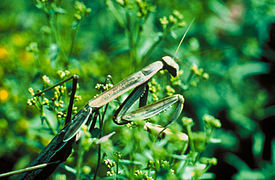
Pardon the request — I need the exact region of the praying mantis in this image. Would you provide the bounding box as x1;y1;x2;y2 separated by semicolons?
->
0;17;198;176
0;18;197;176
0;21;194;179
0;55;185;179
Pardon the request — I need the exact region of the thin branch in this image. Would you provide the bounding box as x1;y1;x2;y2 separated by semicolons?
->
0;162;56;178
174;18;195;59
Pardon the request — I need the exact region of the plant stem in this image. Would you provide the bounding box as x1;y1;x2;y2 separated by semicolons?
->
40;104;56;135
116;158;119;180
125;11;137;71
69;22;80;59
186;71;194;84
44;115;56;135
93;104;108;180
46;12;68;66
186;125;195;152
76;140;84;180
93;144;101;180
0;163;53;178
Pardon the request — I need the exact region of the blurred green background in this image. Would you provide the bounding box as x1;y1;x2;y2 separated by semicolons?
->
0;0;275;179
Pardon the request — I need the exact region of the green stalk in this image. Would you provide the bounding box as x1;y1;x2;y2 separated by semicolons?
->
76;139;84;180
125;11;137;71
43;115;56;135
115;157;119;180
39;98;56;135
186;72;194;84
46;11;68;66
69;21;81;59
93;104;108;180
93;144;101;180
186;125;195;152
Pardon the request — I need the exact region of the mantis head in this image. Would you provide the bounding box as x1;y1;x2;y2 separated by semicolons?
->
161;56;179;77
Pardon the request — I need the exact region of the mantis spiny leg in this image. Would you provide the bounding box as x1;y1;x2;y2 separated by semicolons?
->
113;79;184;127
122;94;184;122
113;83;148;125
118;94;184;126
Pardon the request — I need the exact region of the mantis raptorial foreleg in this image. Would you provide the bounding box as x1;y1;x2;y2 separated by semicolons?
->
119;95;184;124
113;82;184;127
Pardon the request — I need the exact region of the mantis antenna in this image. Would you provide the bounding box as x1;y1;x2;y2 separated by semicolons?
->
174;18;195;60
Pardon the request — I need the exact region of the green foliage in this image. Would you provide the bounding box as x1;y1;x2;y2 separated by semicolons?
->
0;0;274;179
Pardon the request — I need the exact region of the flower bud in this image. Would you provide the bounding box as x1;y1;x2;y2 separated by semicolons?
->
42;75;50;86
182;117;193;126
82;165;91;175
28;88;35;96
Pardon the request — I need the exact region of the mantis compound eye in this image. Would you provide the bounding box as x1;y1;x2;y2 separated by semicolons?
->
161;56;179;77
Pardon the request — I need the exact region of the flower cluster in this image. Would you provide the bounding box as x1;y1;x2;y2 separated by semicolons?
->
26;42;39;53
190;64;209;79
74;1;91;21
160;10;186;30
134;170;153;180
116;0;154;19
95;83;113;92
180;114;221;178
146;160;175;179
80;125;95;151
200;157;218;166
95;75;114;93
57;70;70;79
27;71;81;132
35;0;66;15
189;64;209;87
148;78;160;101
104;159;116;176
203;114;221;128
165;85;175;96
135;0;154;18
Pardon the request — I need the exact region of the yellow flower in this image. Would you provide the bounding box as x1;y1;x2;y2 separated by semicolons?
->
82;166;91;175
160;16;169;26
57;70;66;79
55;174;66;180
169;15;177;24
12;34;25;46
42;75;51;86
116;0;125;6
0;47;8;60
19;51;34;66
0;88;9;103
15;119;29;133
41;137;51;146
28;88;35;95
